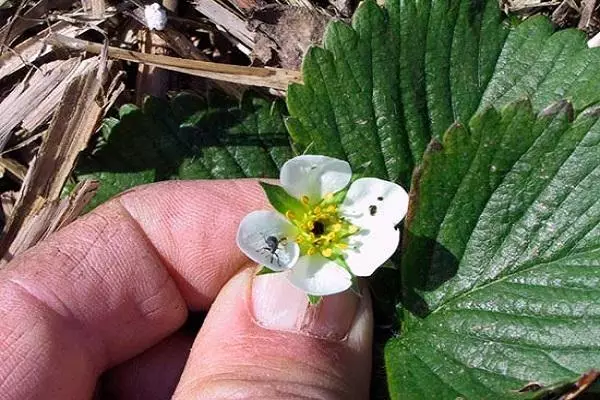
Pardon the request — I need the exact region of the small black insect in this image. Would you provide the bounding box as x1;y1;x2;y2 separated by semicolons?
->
369;205;377;216
377;196;384;201
259;235;287;266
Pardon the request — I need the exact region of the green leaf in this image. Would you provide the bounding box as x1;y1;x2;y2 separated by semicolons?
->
307;294;322;305
286;0;600;188
385;100;600;399
259;182;305;217
74;92;293;208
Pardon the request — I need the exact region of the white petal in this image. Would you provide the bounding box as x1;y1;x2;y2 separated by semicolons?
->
341;177;409;230
236;210;299;271
343;226;399;276
280;155;352;202
288;255;352;295
340;178;408;276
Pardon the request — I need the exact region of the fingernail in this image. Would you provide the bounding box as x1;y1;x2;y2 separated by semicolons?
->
251;271;359;340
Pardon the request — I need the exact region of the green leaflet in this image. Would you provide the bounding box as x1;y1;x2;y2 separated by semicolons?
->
387;100;600;399
74;92;293;208
286;0;600;188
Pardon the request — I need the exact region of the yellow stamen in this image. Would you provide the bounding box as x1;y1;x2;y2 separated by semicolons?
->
324;232;336;242
284;192;361;260
321;248;333;257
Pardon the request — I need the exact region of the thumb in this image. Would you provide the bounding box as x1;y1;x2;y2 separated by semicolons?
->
173;267;373;400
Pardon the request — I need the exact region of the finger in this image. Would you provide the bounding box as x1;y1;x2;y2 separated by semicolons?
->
173;268;373;400
0;180;267;400
98;328;195;400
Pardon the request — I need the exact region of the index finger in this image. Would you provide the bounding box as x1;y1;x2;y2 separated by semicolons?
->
0;180;266;399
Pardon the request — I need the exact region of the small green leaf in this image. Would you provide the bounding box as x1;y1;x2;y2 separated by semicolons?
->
308;294;322;305
259;182;305;217
74;92;292;209
256;266;279;276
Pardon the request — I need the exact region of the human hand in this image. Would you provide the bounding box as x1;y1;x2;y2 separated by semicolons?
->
0;180;373;399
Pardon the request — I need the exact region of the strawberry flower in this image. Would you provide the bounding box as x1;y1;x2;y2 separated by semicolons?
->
236;155;408;299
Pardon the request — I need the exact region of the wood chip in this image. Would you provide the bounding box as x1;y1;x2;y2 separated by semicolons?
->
136;29;173;102
0;180;99;263
0;191;17;225
191;0;256;48
0;58;81;151
551;0;575;26
81;0;106;18
578;0;596;30
0;56;118;263
22;58;101;132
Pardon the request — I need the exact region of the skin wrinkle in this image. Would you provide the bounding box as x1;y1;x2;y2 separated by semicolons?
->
190;376;354;400
189;346;349;390
0;286;96;399
1;278;102;372
5;213;120;369
0;320;43;395
92;201;188;367
111;204;187;331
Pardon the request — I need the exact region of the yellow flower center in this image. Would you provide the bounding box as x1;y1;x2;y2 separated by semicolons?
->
286;193;359;259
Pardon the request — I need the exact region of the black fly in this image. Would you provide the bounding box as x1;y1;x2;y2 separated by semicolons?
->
259;235;287;266
369;205;377;216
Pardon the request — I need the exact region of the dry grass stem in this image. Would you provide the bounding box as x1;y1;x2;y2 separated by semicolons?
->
47;34;302;90
0;0;75;52
0;157;27;182
0;20;88;81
